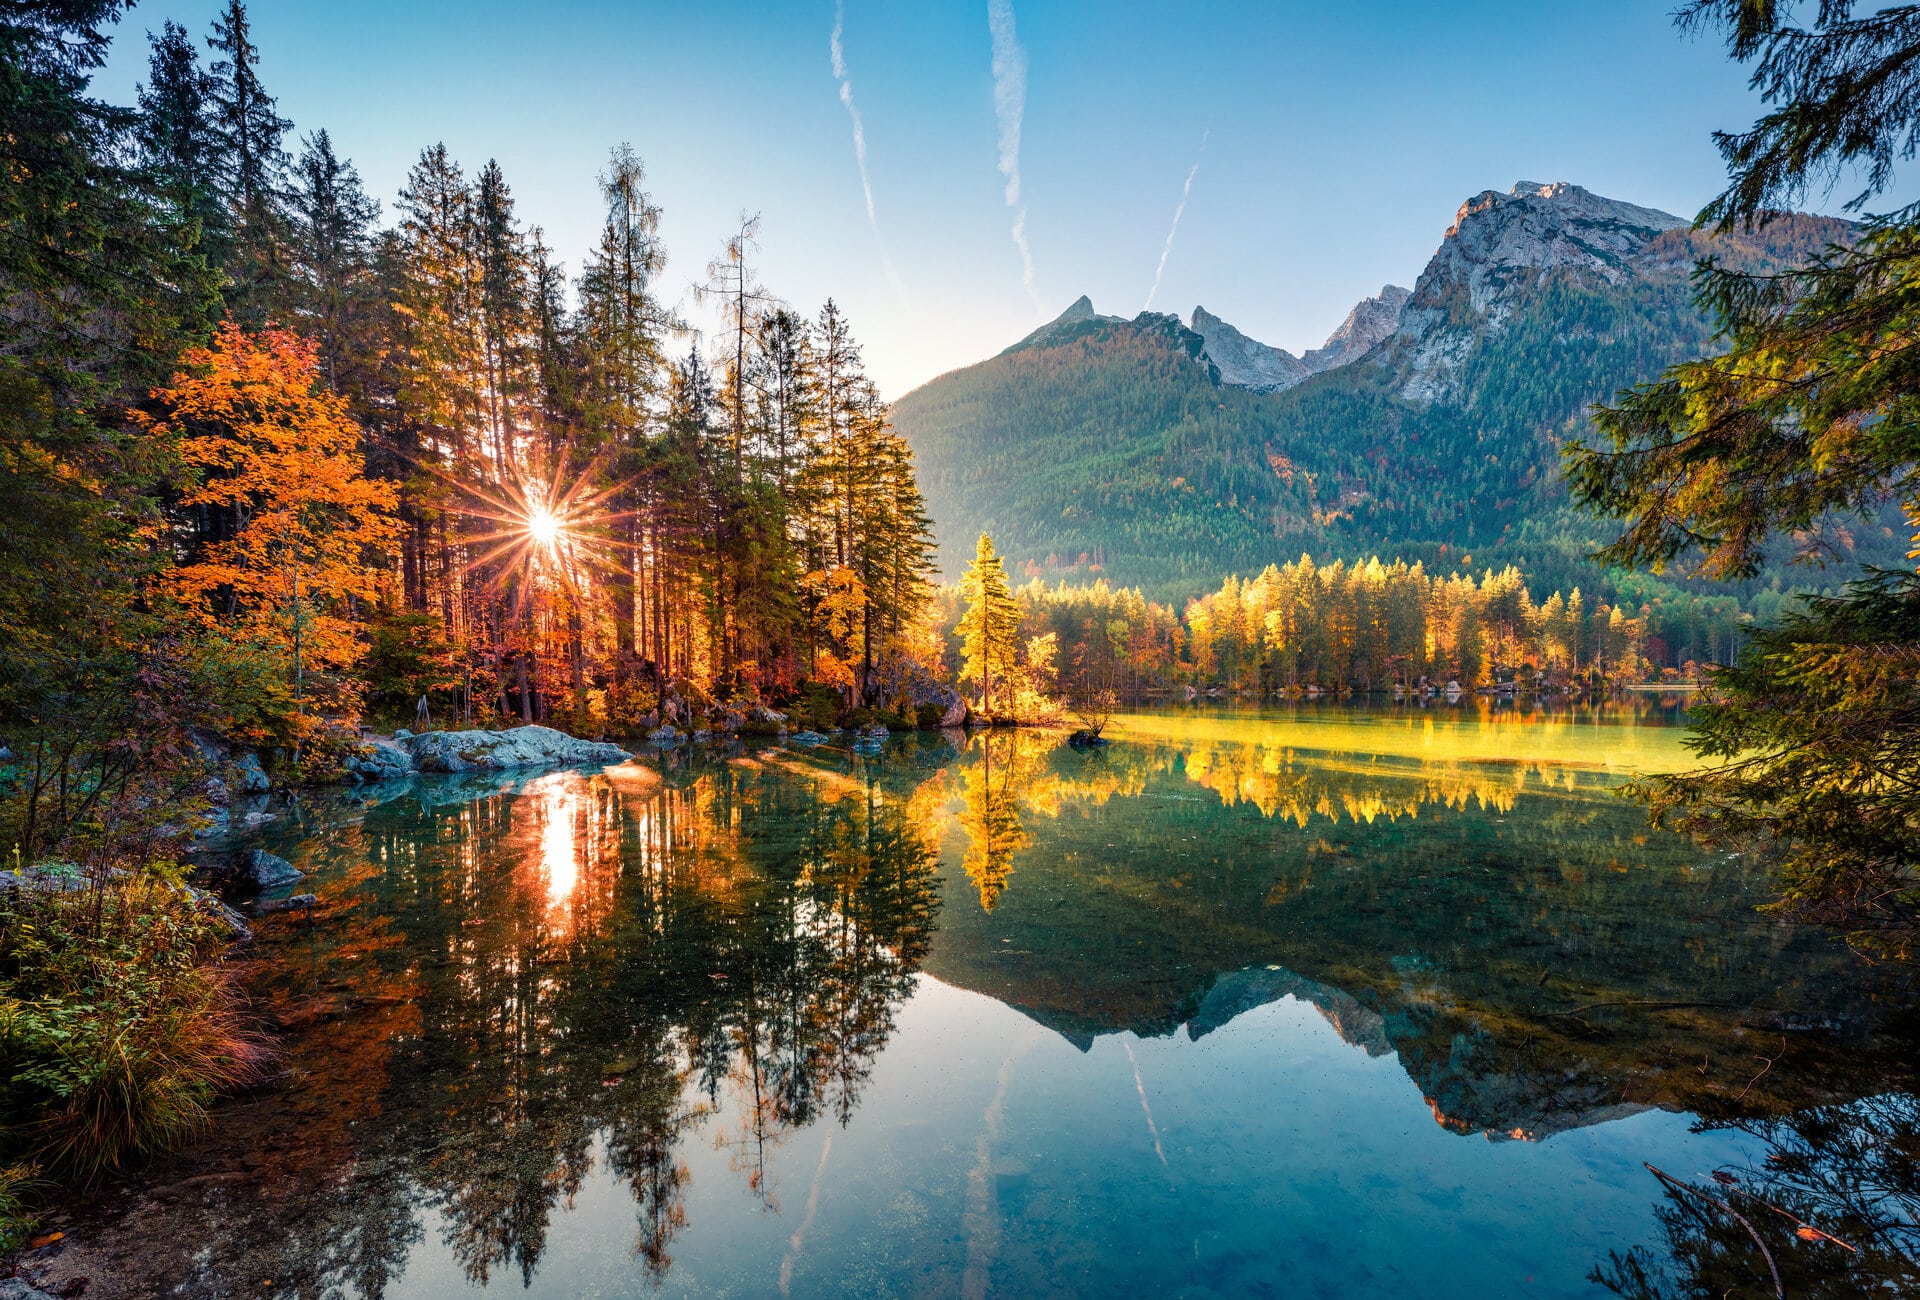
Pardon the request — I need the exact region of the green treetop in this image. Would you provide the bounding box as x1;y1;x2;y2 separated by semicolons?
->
959;534;1020;716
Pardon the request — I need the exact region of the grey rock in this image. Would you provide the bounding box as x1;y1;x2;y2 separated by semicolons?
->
189;886;253;940
408;725;631;774
0;867;250;941
646;725;680;748
253;892;317;915
1387;181;1686;403
0;1276;61;1300
344;742;413;784
692;729;711;743
392;727;413;741
789;730;830;746
249;849;305;889
941;698;967;728
0;864;86;894
1302;284;1411;372
234;751;271;793
1189;306;1310;393
1004;294;1128;353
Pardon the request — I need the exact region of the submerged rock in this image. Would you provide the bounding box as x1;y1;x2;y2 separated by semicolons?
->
253;893;317;915
1067;730;1109;749
789;730;829;746
408;725;631;774
647;725;680;749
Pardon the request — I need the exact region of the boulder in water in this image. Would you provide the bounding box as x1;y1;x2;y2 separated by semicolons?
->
249;849;304;889
408;725;632;774
344;742;413;784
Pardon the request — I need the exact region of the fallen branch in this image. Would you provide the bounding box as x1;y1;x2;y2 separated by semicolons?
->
1644;1163;1783;1300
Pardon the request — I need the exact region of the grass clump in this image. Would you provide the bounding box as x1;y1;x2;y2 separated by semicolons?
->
0;873;269;1183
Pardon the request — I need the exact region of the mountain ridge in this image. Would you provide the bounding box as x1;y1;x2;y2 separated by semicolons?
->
891;180;1869;596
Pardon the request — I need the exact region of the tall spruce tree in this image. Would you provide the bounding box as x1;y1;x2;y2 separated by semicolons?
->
289;129;379;392
137;20;224;253
206;0;290;315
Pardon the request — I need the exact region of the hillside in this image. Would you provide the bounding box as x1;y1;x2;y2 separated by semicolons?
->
891;183;1881;600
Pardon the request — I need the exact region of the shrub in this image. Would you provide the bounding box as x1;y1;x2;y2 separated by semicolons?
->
0;1162;37;1263
0;875;269;1182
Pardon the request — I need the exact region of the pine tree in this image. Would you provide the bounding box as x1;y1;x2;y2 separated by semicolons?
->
959;534;1020;716
288;129;378;391
578;145;670;702
206;0;291;315
137;20;224;252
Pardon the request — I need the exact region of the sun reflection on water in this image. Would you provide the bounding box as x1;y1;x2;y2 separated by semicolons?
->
534;775;579;914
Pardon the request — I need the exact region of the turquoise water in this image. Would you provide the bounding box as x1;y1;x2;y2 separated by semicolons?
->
48;703;1918;1297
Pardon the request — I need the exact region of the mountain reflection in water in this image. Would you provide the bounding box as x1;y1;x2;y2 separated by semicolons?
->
43;703;1919;1299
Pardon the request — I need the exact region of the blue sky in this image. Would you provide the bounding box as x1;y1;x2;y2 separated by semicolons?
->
92;0;1910;399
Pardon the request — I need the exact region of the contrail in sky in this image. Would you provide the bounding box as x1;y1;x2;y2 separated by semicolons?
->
831;1;905;299
1144;128;1209;311
987;0;1040;312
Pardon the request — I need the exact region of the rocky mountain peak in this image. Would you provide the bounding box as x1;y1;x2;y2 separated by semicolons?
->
1391;180;1689;403
1003;295;1128;356
1055;294;1100;324
1189;307;1310;393
1302;284;1410;373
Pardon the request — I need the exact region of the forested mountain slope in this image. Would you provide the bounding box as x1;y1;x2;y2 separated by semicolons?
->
892;183;1884;601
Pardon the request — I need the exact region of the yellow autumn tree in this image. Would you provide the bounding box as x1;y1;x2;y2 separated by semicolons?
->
806;565;869;705
142;323;399;726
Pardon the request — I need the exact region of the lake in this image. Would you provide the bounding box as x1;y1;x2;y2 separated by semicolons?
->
43;702;1920;1298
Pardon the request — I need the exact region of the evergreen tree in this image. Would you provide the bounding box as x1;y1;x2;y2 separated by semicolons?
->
288;129;379;392
1;0;219;764
577;145;670;701
137;20;223;251
959;534;1020;715
1567;0;1920;947
206;0;290;314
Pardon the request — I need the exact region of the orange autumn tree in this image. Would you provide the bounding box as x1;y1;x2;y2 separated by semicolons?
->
143;324;399;732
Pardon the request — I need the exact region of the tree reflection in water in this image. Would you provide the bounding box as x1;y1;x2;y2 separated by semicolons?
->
1595;1091;1920;1297
39;716;1920;1299
153;751;945;1295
